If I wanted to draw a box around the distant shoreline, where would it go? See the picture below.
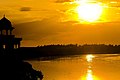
[15,44,120,60]
[1,44,120,60]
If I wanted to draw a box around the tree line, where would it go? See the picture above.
[15,44,120,59]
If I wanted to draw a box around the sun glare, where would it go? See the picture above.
[87,69,93,80]
[86,54,95,62]
[80,54,99,80]
[77,3,103,22]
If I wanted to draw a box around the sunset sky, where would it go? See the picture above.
[1,0,120,47]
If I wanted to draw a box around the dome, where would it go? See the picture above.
[0,16,14,30]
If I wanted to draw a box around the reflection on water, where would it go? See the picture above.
[80,54,98,80]
[27,54,120,80]
[87,69,93,80]
[86,54,94,80]
[82,54,99,80]
[86,55,95,62]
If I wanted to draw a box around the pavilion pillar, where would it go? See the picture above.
[10,30,12,35]
[15,44,17,49]
[18,43,20,48]
[6,30,8,35]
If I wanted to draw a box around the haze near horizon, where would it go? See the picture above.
[1,0,120,47]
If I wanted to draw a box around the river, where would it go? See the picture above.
[27,54,120,80]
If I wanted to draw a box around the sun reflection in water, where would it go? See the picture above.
[86,54,94,80]
[86,54,95,62]
[80,54,99,80]
[86,69,93,80]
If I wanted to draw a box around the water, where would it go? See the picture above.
[27,54,120,80]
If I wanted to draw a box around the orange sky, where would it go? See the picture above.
[1,0,120,47]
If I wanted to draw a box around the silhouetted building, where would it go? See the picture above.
[0,15,22,50]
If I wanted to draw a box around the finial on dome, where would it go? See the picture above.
[3,14,5,18]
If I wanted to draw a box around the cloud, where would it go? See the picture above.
[13,15,120,46]
[13,17,76,40]
[55,0,72,3]
[20,7,31,11]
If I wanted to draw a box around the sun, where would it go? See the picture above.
[77,3,103,22]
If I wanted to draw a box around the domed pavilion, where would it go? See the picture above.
[0,15,22,50]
